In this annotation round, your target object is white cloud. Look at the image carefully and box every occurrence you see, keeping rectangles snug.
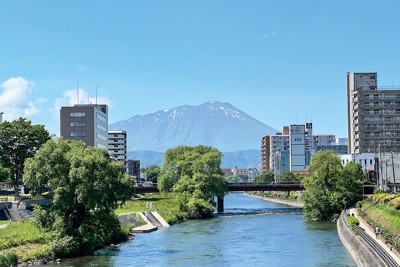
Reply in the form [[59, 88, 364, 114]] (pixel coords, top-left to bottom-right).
[[0, 77, 47, 121], [51, 88, 113, 119]]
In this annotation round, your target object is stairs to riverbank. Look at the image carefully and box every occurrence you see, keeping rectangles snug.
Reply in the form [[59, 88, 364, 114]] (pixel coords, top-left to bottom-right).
[[6, 202, 34, 221]]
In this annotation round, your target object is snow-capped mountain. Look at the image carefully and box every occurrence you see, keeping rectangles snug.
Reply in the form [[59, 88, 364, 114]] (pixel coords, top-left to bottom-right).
[[109, 101, 276, 152]]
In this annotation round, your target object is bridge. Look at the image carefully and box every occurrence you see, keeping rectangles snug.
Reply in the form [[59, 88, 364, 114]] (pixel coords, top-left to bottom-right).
[[134, 182, 304, 212], [134, 182, 304, 194]]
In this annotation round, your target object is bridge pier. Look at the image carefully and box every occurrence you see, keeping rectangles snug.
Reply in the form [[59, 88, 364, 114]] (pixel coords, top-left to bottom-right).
[[217, 196, 224, 213]]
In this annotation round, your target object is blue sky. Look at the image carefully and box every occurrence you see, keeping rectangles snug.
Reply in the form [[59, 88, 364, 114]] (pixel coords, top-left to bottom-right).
[[1, 1, 400, 138]]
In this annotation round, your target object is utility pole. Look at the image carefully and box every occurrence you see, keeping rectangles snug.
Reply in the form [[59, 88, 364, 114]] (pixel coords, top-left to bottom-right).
[[379, 145, 383, 190], [391, 151, 396, 193]]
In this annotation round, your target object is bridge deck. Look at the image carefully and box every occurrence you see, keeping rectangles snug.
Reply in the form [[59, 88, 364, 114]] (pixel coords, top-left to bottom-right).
[[134, 183, 304, 194]]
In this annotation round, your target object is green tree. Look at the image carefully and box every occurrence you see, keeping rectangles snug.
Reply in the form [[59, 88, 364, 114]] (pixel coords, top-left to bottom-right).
[[24, 138, 133, 255], [141, 165, 160, 184], [254, 170, 275, 183], [302, 151, 363, 221], [159, 145, 228, 218], [225, 175, 241, 182], [276, 171, 298, 182], [0, 118, 50, 194], [0, 163, 11, 183]]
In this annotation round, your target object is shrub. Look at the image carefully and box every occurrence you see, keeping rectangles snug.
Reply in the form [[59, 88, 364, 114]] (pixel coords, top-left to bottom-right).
[[371, 193, 386, 202], [382, 195, 397, 203], [0, 252, 18, 267], [186, 198, 213, 219], [347, 216, 360, 226], [50, 235, 79, 257]]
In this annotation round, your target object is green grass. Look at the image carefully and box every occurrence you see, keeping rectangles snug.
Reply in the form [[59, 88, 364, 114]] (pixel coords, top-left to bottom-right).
[[360, 197, 400, 250], [347, 216, 359, 234], [116, 193, 188, 224], [0, 221, 9, 225], [0, 220, 54, 263], [0, 220, 52, 250]]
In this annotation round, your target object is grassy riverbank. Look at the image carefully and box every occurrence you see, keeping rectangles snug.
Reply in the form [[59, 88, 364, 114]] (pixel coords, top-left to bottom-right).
[[116, 193, 189, 224], [358, 193, 400, 251], [0, 193, 185, 265]]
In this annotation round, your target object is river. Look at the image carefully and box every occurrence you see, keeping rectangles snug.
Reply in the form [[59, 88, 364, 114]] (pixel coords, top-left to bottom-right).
[[43, 193, 356, 267]]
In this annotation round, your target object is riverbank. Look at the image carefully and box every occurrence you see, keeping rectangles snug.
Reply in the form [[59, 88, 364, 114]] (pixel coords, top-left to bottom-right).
[[244, 192, 303, 208]]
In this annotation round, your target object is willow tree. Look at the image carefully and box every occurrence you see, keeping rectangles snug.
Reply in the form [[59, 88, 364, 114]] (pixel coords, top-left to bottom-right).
[[159, 145, 228, 218], [24, 138, 133, 256], [302, 151, 363, 221]]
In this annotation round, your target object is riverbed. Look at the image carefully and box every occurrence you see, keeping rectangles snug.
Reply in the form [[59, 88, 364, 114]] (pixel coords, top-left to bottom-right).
[[43, 193, 356, 267]]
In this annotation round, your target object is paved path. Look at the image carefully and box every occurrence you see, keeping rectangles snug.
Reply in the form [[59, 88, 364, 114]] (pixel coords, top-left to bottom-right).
[[349, 208, 400, 264], [0, 224, 8, 229]]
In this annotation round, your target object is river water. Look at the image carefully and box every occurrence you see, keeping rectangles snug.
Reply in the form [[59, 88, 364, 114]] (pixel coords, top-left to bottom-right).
[[44, 193, 356, 267]]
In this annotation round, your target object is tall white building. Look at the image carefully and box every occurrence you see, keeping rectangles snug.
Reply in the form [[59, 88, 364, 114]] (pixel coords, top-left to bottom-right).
[[289, 125, 306, 171], [108, 130, 127, 172], [0, 112, 3, 124]]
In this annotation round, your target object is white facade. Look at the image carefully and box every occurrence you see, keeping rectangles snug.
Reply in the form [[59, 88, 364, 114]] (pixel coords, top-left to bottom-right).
[[108, 130, 127, 172], [269, 134, 289, 174], [0, 112, 3, 124], [340, 154, 375, 172], [289, 125, 306, 171], [336, 138, 348, 146]]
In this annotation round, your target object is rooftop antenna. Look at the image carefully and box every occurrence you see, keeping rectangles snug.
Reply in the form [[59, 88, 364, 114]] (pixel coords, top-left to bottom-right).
[[77, 79, 79, 105]]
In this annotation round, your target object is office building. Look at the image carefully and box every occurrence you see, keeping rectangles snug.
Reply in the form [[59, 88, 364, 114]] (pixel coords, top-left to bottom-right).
[[128, 159, 140, 182], [347, 72, 400, 154], [60, 104, 108, 148], [0, 112, 3, 124], [108, 130, 127, 172], [261, 123, 345, 175]]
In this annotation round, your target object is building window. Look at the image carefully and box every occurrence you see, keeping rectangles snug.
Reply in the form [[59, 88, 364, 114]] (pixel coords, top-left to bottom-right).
[[70, 122, 86, 127], [70, 131, 86, 137], [96, 143, 107, 149], [70, 112, 86, 117], [96, 133, 107, 141], [96, 113, 107, 123], [96, 123, 107, 132]]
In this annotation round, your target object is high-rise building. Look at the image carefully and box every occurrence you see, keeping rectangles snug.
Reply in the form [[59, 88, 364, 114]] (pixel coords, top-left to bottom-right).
[[289, 125, 306, 171], [347, 72, 400, 154], [108, 130, 127, 172], [0, 112, 3, 124], [60, 104, 108, 148], [260, 135, 270, 173]]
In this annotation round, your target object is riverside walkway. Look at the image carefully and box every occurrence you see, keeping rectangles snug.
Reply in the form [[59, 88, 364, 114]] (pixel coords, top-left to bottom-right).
[[349, 208, 400, 266]]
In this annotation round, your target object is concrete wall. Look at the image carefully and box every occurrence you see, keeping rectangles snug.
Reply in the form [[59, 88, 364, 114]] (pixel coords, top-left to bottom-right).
[[337, 211, 386, 267]]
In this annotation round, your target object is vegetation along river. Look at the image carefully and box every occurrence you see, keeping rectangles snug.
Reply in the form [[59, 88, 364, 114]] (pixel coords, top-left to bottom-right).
[[43, 193, 356, 267]]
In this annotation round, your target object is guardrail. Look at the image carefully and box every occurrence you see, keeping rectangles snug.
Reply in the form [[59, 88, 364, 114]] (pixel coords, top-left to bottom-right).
[[354, 224, 399, 267]]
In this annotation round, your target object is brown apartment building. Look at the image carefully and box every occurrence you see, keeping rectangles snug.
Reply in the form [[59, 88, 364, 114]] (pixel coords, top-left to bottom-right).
[[347, 72, 400, 154]]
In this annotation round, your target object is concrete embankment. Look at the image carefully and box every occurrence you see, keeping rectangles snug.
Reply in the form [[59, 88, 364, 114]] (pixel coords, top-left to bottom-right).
[[337, 210, 387, 267], [245, 193, 303, 208]]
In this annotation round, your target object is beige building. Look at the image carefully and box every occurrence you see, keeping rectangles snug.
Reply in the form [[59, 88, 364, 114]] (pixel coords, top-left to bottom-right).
[[347, 72, 400, 154], [260, 135, 270, 173]]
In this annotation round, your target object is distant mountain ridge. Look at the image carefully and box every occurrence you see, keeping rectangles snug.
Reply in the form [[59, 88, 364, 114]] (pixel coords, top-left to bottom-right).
[[110, 101, 276, 152], [128, 149, 261, 168]]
